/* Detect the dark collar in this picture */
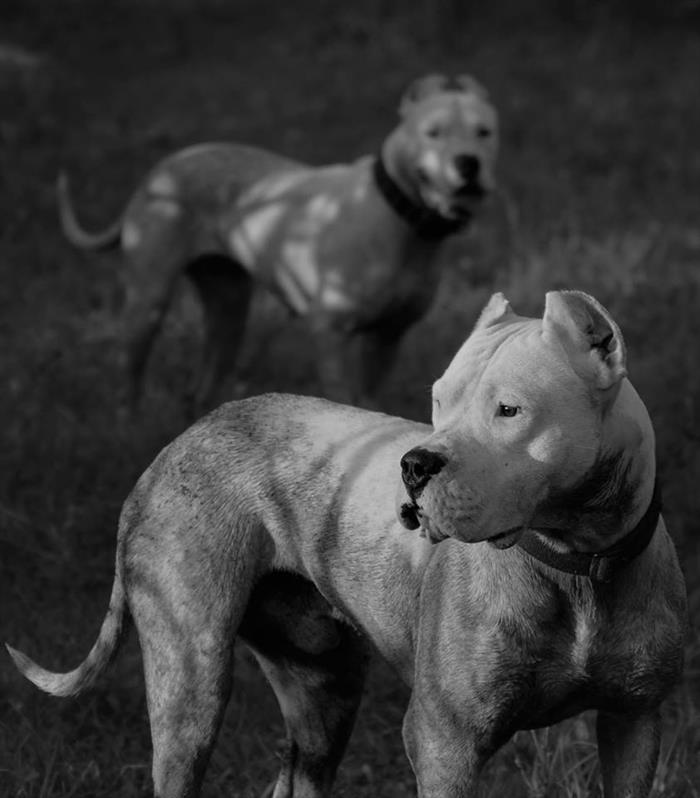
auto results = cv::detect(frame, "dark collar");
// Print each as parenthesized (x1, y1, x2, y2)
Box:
(372, 155, 470, 241)
(517, 479, 662, 582)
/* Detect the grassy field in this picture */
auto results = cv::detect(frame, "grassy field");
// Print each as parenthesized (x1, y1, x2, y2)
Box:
(1, 1, 699, 795)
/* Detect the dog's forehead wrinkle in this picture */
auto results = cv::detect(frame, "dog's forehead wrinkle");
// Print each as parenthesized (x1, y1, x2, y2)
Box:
(464, 317, 531, 357)
(455, 105, 494, 131)
(463, 321, 539, 376)
(436, 322, 535, 410)
(413, 93, 493, 124)
(487, 331, 585, 395)
(458, 96, 497, 124)
(420, 108, 451, 130)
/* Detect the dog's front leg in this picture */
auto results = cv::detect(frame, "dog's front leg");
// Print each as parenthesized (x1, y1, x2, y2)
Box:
(402, 693, 486, 798)
(308, 317, 358, 405)
(596, 708, 661, 798)
(356, 324, 405, 402)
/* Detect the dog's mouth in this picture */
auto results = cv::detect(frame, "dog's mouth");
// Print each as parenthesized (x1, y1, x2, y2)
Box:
(399, 500, 525, 550)
(399, 500, 422, 530)
(416, 171, 483, 220)
(454, 181, 486, 201)
(421, 183, 487, 222)
(487, 526, 525, 550)
(398, 501, 448, 545)
(449, 181, 488, 220)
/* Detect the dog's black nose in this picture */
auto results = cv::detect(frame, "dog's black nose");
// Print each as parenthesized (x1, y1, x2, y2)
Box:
(454, 153, 480, 183)
(400, 447, 447, 495)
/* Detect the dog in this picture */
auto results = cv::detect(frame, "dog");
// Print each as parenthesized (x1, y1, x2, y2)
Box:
(7, 290, 687, 797)
(58, 73, 498, 411)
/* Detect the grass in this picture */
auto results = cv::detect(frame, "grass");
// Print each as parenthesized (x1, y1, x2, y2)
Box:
(1, 1, 699, 795)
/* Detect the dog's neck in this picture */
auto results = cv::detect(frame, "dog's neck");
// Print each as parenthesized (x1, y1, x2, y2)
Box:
(532, 450, 643, 546)
(518, 479, 661, 582)
(520, 381, 659, 579)
(373, 150, 469, 241)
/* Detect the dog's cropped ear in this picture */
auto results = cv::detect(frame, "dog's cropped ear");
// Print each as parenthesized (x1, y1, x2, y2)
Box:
(543, 291, 627, 392)
(473, 292, 515, 331)
(399, 74, 450, 115)
(454, 74, 489, 100)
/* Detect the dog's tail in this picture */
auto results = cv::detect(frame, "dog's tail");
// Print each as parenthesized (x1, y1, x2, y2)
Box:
(57, 171, 123, 252)
(5, 557, 130, 698)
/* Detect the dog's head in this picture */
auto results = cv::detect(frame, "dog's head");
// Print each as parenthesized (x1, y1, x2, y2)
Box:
(397, 291, 654, 548)
(389, 73, 499, 220)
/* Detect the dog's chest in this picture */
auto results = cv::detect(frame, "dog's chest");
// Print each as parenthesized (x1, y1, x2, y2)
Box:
(224, 173, 442, 321)
(525, 587, 679, 719)
(527, 595, 599, 703)
(568, 602, 595, 674)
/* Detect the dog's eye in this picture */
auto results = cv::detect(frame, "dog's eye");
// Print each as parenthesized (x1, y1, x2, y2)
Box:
(424, 125, 443, 139)
(476, 125, 492, 139)
(498, 403, 520, 418)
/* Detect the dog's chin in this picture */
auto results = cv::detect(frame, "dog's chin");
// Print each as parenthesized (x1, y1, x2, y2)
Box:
(450, 184, 486, 215)
(398, 501, 524, 549)
(486, 526, 525, 550)
(421, 188, 487, 222)
(397, 502, 448, 545)
(416, 516, 450, 545)
(418, 184, 466, 221)
(455, 180, 486, 199)
(430, 197, 471, 221)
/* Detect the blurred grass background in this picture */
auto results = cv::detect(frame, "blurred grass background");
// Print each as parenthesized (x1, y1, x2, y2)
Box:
(0, 0, 699, 795)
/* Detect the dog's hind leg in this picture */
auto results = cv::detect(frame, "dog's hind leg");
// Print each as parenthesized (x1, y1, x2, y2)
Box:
(118, 205, 190, 410)
(239, 572, 371, 798)
(125, 498, 269, 797)
(139, 627, 235, 798)
(187, 255, 254, 415)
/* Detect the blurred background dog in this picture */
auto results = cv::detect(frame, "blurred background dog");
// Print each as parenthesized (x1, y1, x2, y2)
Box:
(57, 73, 498, 412)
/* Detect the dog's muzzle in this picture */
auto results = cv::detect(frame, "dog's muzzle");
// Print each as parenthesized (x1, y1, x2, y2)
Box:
(400, 447, 447, 498)
(398, 447, 446, 532)
(455, 153, 480, 183)
(453, 153, 485, 199)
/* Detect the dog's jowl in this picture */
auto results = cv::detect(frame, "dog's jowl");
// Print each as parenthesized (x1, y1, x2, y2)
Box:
(57, 73, 498, 412)
(8, 291, 686, 798)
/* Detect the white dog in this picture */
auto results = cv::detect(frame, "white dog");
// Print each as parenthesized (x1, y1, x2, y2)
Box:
(8, 291, 686, 798)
